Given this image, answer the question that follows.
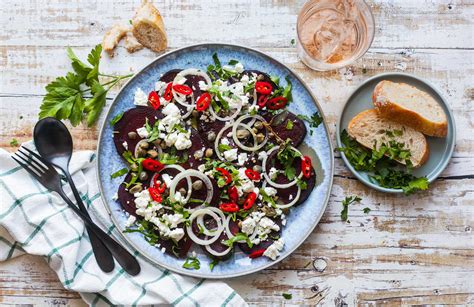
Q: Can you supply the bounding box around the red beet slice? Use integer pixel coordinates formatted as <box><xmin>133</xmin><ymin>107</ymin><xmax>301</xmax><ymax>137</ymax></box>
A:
<box><xmin>113</xmin><ymin>107</ymin><xmax>163</xmax><ymax>157</ymax></box>
<box><xmin>117</xmin><ymin>170</ymin><xmax>153</xmax><ymax>217</ymax></box>
<box><xmin>268</xmin><ymin>111</ymin><xmax>307</xmax><ymax>147</ymax></box>
<box><xmin>157</xmin><ymin>232</ymin><xmax>193</xmax><ymax>258</ymax></box>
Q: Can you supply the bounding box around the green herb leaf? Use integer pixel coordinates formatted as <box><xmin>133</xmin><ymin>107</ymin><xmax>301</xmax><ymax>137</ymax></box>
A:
<box><xmin>363</xmin><ymin>207</ymin><xmax>371</xmax><ymax>214</ymax></box>
<box><xmin>10</xmin><ymin>138</ymin><xmax>19</xmax><ymax>147</ymax></box>
<box><xmin>222</xmin><ymin>233</ymin><xmax>253</xmax><ymax>248</ymax></box>
<box><xmin>209</xmin><ymin>259</ymin><xmax>219</xmax><ymax>271</ymax></box>
<box><xmin>282</xmin><ymin>293</ymin><xmax>292</xmax><ymax>300</ymax></box>
<box><xmin>285</xmin><ymin>120</ymin><xmax>294</xmax><ymax>130</ymax></box>
<box><xmin>111</xmin><ymin>168</ymin><xmax>128</xmax><ymax>179</ymax></box>
<box><xmin>297</xmin><ymin>112</ymin><xmax>323</xmax><ymax>135</ymax></box>
<box><xmin>218</xmin><ymin>144</ymin><xmax>233</xmax><ymax>152</ymax></box>
<box><xmin>110</xmin><ymin>112</ymin><xmax>124</xmax><ymax>127</ymax></box>
<box><xmin>341</xmin><ymin>195</ymin><xmax>362</xmax><ymax>222</ymax></box>
<box><xmin>182</xmin><ymin>256</ymin><xmax>200</xmax><ymax>270</ymax></box>
<box><xmin>123</xmin><ymin>220</ymin><xmax>159</xmax><ymax>245</ymax></box>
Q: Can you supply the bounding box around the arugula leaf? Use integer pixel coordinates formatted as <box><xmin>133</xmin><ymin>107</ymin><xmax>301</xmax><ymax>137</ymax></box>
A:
<box><xmin>110</xmin><ymin>112</ymin><xmax>124</xmax><ymax>127</ymax></box>
<box><xmin>111</xmin><ymin>168</ymin><xmax>128</xmax><ymax>179</ymax></box>
<box><xmin>182</xmin><ymin>256</ymin><xmax>200</xmax><ymax>270</ymax></box>
<box><xmin>223</xmin><ymin>233</ymin><xmax>253</xmax><ymax>248</ymax></box>
<box><xmin>282</xmin><ymin>293</ymin><xmax>292</xmax><ymax>300</ymax></box>
<box><xmin>341</xmin><ymin>195</ymin><xmax>362</xmax><ymax>222</ymax></box>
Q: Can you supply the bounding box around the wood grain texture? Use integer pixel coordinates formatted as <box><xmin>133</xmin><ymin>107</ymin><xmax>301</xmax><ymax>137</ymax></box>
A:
<box><xmin>0</xmin><ymin>0</ymin><xmax>473</xmax><ymax>305</ymax></box>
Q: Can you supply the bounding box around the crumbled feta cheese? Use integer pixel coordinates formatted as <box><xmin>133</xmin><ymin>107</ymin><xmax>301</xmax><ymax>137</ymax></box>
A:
<box><xmin>197</xmin><ymin>164</ymin><xmax>206</xmax><ymax>173</ymax></box>
<box><xmin>223</xmin><ymin>148</ymin><xmax>238</xmax><ymax>161</ymax></box>
<box><xmin>235</xmin><ymin>62</ymin><xmax>244</xmax><ymax>73</ymax></box>
<box><xmin>174</xmin><ymin>75</ymin><xmax>187</xmax><ymax>85</ymax></box>
<box><xmin>161</xmin><ymin>247</ymin><xmax>166</xmax><ymax>253</ymax></box>
<box><xmin>269</xmin><ymin>167</ymin><xmax>278</xmax><ymax>180</ymax></box>
<box><xmin>112</xmin><ymin>193</ymin><xmax>118</xmax><ymax>201</ymax></box>
<box><xmin>155</xmin><ymin>81</ymin><xmax>167</xmax><ymax>93</ymax></box>
<box><xmin>237</xmin><ymin>152</ymin><xmax>248</xmax><ymax>166</ymax></box>
<box><xmin>239</xmin><ymin>95</ymin><xmax>249</xmax><ymax>106</ymax></box>
<box><xmin>241</xmin><ymin>218</ymin><xmax>256</xmax><ymax>235</ymax></box>
<box><xmin>136</xmin><ymin>126</ymin><xmax>149</xmax><ymax>138</ymax></box>
<box><xmin>134</xmin><ymin>88</ymin><xmax>148</xmax><ymax>106</ymax></box>
<box><xmin>164</xmin><ymin>131</ymin><xmax>179</xmax><ymax>147</ymax></box>
<box><xmin>263</xmin><ymin>187</ymin><xmax>277</xmax><ymax>197</ymax></box>
<box><xmin>221</xmin><ymin>138</ymin><xmax>230</xmax><ymax>146</ymax></box>
<box><xmin>162</xmin><ymin>213</ymin><xmax>183</xmax><ymax>228</ymax></box>
<box><xmin>241</xmin><ymin>180</ymin><xmax>255</xmax><ymax>193</ymax></box>
<box><xmin>240</xmin><ymin>74</ymin><xmax>249</xmax><ymax>85</ymax></box>
<box><xmin>169</xmin><ymin>228</ymin><xmax>185</xmax><ymax>242</ymax></box>
<box><xmin>289</xmin><ymin>194</ymin><xmax>293</xmax><ymax>201</ymax></box>
<box><xmin>198</xmin><ymin>80</ymin><xmax>209</xmax><ymax>91</ymax></box>
<box><xmin>125</xmin><ymin>215</ymin><xmax>136</xmax><ymax>227</ymax></box>
<box><xmin>263</xmin><ymin>238</ymin><xmax>284</xmax><ymax>260</ymax></box>
<box><xmin>162</xmin><ymin>103</ymin><xmax>181</xmax><ymax>116</ymax></box>
<box><xmin>122</xmin><ymin>141</ymin><xmax>128</xmax><ymax>150</ymax></box>
<box><xmin>161</xmin><ymin>173</ymin><xmax>173</xmax><ymax>186</ymax></box>
<box><xmin>174</xmin><ymin>192</ymin><xmax>187</xmax><ymax>205</ymax></box>
<box><xmin>175</xmin><ymin>132</ymin><xmax>192</xmax><ymax>150</ymax></box>
<box><xmin>159</xmin><ymin>114</ymin><xmax>181</xmax><ymax>133</ymax></box>
<box><xmin>248</xmin><ymin>105</ymin><xmax>258</xmax><ymax>114</ymax></box>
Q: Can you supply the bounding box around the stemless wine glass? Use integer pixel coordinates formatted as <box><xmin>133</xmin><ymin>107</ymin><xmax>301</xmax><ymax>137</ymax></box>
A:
<box><xmin>296</xmin><ymin>0</ymin><xmax>375</xmax><ymax>71</ymax></box>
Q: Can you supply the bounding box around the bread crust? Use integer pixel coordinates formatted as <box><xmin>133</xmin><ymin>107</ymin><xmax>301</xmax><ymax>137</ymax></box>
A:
<box><xmin>347</xmin><ymin>109</ymin><xmax>429</xmax><ymax>168</ymax></box>
<box><xmin>373</xmin><ymin>80</ymin><xmax>448</xmax><ymax>137</ymax></box>
<box><xmin>132</xmin><ymin>0</ymin><xmax>167</xmax><ymax>52</ymax></box>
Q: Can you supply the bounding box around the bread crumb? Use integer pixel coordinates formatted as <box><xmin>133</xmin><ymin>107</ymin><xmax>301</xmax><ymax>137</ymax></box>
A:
<box><xmin>102</xmin><ymin>24</ymin><xmax>130</xmax><ymax>57</ymax></box>
<box><xmin>124</xmin><ymin>31</ymin><xmax>144</xmax><ymax>53</ymax></box>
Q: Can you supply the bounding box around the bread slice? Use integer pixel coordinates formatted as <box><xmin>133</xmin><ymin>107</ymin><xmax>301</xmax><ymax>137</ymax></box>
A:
<box><xmin>348</xmin><ymin>109</ymin><xmax>429</xmax><ymax>167</ymax></box>
<box><xmin>372</xmin><ymin>80</ymin><xmax>447</xmax><ymax>137</ymax></box>
<box><xmin>124</xmin><ymin>31</ymin><xmax>144</xmax><ymax>53</ymax></box>
<box><xmin>102</xmin><ymin>24</ymin><xmax>130</xmax><ymax>57</ymax></box>
<box><xmin>132</xmin><ymin>0</ymin><xmax>167</xmax><ymax>53</ymax></box>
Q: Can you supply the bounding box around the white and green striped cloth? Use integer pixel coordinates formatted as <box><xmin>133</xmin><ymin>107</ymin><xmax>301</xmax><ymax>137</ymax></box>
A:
<box><xmin>0</xmin><ymin>144</ymin><xmax>246</xmax><ymax>306</ymax></box>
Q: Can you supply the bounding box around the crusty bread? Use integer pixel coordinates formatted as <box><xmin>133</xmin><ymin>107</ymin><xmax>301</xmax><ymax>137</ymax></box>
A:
<box><xmin>348</xmin><ymin>109</ymin><xmax>429</xmax><ymax>167</ymax></box>
<box><xmin>132</xmin><ymin>0</ymin><xmax>167</xmax><ymax>53</ymax></box>
<box><xmin>373</xmin><ymin>80</ymin><xmax>447</xmax><ymax>137</ymax></box>
<box><xmin>102</xmin><ymin>24</ymin><xmax>130</xmax><ymax>57</ymax></box>
<box><xmin>124</xmin><ymin>31</ymin><xmax>144</xmax><ymax>53</ymax></box>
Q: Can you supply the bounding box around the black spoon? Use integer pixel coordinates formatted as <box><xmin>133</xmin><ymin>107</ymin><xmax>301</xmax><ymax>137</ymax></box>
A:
<box><xmin>33</xmin><ymin>117</ymin><xmax>140</xmax><ymax>275</ymax></box>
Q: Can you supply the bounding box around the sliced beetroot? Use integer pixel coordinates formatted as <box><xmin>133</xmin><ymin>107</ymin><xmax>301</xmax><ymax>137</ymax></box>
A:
<box><xmin>160</xmin><ymin>69</ymin><xmax>182</xmax><ymax>83</ymax></box>
<box><xmin>157</xmin><ymin>231</ymin><xmax>193</xmax><ymax>258</ymax></box>
<box><xmin>113</xmin><ymin>107</ymin><xmax>163</xmax><ymax>157</ymax></box>
<box><xmin>243</xmin><ymin>70</ymin><xmax>277</xmax><ymax>89</ymax></box>
<box><xmin>268</xmin><ymin>111</ymin><xmax>307</xmax><ymax>147</ymax></box>
<box><xmin>237</xmin><ymin>219</ymin><xmax>282</xmax><ymax>255</ymax></box>
<box><xmin>196</xmin><ymin>115</ymin><xmax>226</xmax><ymax>143</ymax></box>
<box><xmin>187</xmin><ymin>128</ymin><xmax>207</xmax><ymax>169</ymax></box>
<box><xmin>274</xmin><ymin>167</ymin><xmax>316</xmax><ymax>206</ymax></box>
<box><xmin>195</xmin><ymin>218</ymin><xmax>235</xmax><ymax>260</ymax></box>
<box><xmin>117</xmin><ymin>170</ymin><xmax>153</xmax><ymax>217</ymax></box>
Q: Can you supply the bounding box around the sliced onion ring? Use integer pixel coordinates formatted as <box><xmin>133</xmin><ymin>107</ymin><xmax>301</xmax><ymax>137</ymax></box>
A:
<box><xmin>209</xmin><ymin>97</ymin><xmax>243</xmax><ymax>121</ymax></box>
<box><xmin>262</xmin><ymin>181</ymin><xmax>301</xmax><ymax>209</ymax></box>
<box><xmin>232</xmin><ymin>114</ymin><xmax>268</xmax><ymax>151</ymax></box>
<box><xmin>172</xmin><ymin>68</ymin><xmax>211</xmax><ymax>106</ymax></box>
<box><xmin>262</xmin><ymin>145</ymin><xmax>303</xmax><ymax>189</ymax></box>
<box><xmin>186</xmin><ymin>208</ymin><xmax>223</xmax><ymax>245</ymax></box>
<box><xmin>214</xmin><ymin>123</ymin><xmax>256</xmax><ymax>161</ymax></box>
<box><xmin>150</xmin><ymin>165</ymin><xmax>188</xmax><ymax>188</ymax></box>
<box><xmin>197</xmin><ymin>207</ymin><xmax>226</xmax><ymax>236</ymax></box>
<box><xmin>224</xmin><ymin>215</ymin><xmax>258</xmax><ymax>243</ymax></box>
<box><xmin>169</xmin><ymin>169</ymin><xmax>214</xmax><ymax>205</ymax></box>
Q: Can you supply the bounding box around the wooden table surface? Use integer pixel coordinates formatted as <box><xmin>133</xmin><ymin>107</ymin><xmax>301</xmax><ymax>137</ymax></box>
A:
<box><xmin>1</xmin><ymin>0</ymin><xmax>473</xmax><ymax>305</ymax></box>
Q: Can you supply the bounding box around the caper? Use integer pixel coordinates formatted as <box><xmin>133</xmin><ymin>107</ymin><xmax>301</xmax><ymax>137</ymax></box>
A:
<box><xmin>147</xmin><ymin>149</ymin><xmax>158</xmax><ymax>158</ymax></box>
<box><xmin>129</xmin><ymin>184</ymin><xmax>143</xmax><ymax>194</ymax></box>
<box><xmin>256</xmin><ymin>133</ymin><xmax>265</xmax><ymax>143</ymax></box>
<box><xmin>262</xmin><ymin>205</ymin><xmax>277</xmax><ymax>217</ymax></box>
<box><xmin>130</xmin><ymin>163</ymin><xmax>138</xmax><ymax>171</ymax></box>
<box><xmin>139</xmin><ymin>171</ymin><xmax>148</xmax><ymax>181</ymax></box>
<box><xmin>194</xmin><ymin>150</ymin><xmax>204</xmax><ymax>160</ymax></box>
<box><xmin>205</xmin><ymin>148</ymin><xmax>213</xmax><ymax>158</ymax></box>
<box><xmin>160</xmin><ymin>142</ymin><xmax>167</xmax><ymax>149</ymax></box>
<box><xmin>257</xmin><ymin>74</ymin><xmax>265</xmax><ymax>81</ymax></box>
<box><xmin>139</xmin><ymin>142</ymin><xmax>149</xmax><ymax>149</ymax></box>
<box><xmin>128</xmin><ymin>131</ymin><xmax>138</xmax><ymax>139</ymax></box>
<box><xmin>152</xmin><ymin>139</ymin><xmax>162</xmax><ymax>147</ymax></box>
<box><xmin>252</xmin><ymin>128</ymin><xmax>259</xmax><ymax>134</ymax></box>
<box><xmin>207</xmin><ymin>131</ymin><xmax>216</xmax><ymax>142</ymax></box>
<box><xmin>254</xmin><ymin>121</ymin><xmax>263</xmax><ymax>130</ymax></box>
<box><xmin>192</xmin><ymin>110</ymin><xmax>199</xmax><ymax>117</ymax></box>
<box><xmin>135</xmin><ymin>148</ymin><xmax>146</xmax><ymax>158</ymax></box>
<box><xmin>253</xmin><ymin>165</ymin><xmax>262</xmax><ymax>172</ymax></box>
<box><xmin>178</xmin><ymin>187</ymin><xmax>187</xmax><ymax>195</ymax></box>
<box><xmin>236</xmin><ymin>129</ymin><xmax>250</xmax><ymax>139</ymax></box>
<box><xmin>192</xmin><ymin>180</ymin><xmax>203</xmax><ymax>191</ymax></box>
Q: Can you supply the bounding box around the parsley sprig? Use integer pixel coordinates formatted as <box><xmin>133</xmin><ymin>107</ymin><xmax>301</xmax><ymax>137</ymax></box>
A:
<box><xmin>340</xmin><ymin>195</ymin><xmax>362</xmax><ymax>222</ymax></box>
<box><xmin>39</xmin><ymin>45</ymin><xmax>133</xmax><ymax>127</ymax></box>
<box><xmin>297</xmin><ymin>112</ymin><xmax>323</xmax><ymax>135</ymax></box>
<box><xmin>182</xmin><ymin>256</ymin><xmax>201</xmax><ymax>270</ymax></box>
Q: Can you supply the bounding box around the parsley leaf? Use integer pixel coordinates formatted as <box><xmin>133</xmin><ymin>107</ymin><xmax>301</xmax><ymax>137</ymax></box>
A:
<box><xmin>110</xmin><ymin>112</ymin><xmax>124</xmax><ymax>126</ymax></box>
<box><xmin>297</xmin><ymin>112</ymin><xmax>323</xmax><ymax>135</ymax></box>
<box><xmin>39</xmin><ymin>45</ymin><xmax>133</xmax><ymax>127</ymax></box>
<box><xmin>123</xmin><ymin>220</ymin><xmax>159</xmax><ymax>245</ymax></box>
<box><xmin>341</xmin><ymin>195</ymin><xmax>362</xmax><ymax>222</ymax></box>
<box><xmin>182</xmin><ymin>257</ymin><xmax>200</xmax><ymax>270</ymax></box>
<box><xmin>282</xmin><ymin>293</ymin><xmax>292</xmax><ymax>300</ymax></box>
<box><xmin>218</xmin><ymin>144</ymin><xmax>233</xmax><ymax>152</ymax></box>
<box><xmin>285</xmin><ymin>120</ymin><xmax>294</xmax><ymax>130</ymax></box>
<box><xmin>10</xmin><ymin>138</ymin><xmax>19</xmax><ymax>147</ymax></box>
<box><xmin>276</xmin><ymin>139</ymin><xmax>301</xmax><ymax>181</ymax></box>
<box><xmin>209</xmin><ymin>259</ymin><xmax>219</xmax><ymax>271</ymax></box>
<box><xmin>222</xmin><ymin>233</ymin><xmax>253</xmax><ymax>248</ymax></box>
<box><xmin>363</xmin><ymin>207</ymin><xmax>371</xmax><ymax>214</ymax></box>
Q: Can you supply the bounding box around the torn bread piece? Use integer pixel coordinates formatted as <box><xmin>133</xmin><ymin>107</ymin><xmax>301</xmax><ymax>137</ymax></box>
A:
<box><xmin>102</xmin><ymin>24</ymin><xmax>130</xmax><ymax>57</ymax></box>
<box><xmin>132</xmin><ymin>0</ymin><xmax>167</xmax><ymax>52</ymax></box>
<box><xmin>124</xmin><ymin>31</ymin><xmax>144</xmax><ymax>53</ymax></box>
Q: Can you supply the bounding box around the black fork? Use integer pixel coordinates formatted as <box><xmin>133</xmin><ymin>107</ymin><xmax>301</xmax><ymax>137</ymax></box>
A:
<box><xmin>12</xmin><ymin>147</ymin><xmax>141</xmax><ymax>276</ymax></box>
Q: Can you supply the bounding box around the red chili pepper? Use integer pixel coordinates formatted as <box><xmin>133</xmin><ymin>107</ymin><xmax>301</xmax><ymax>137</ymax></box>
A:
<box><xmin>216</xmin><ymin>167</ymin><xmax>232</xmax><ymax>185</ymax></box>
<box><xmin>301</xmin><ymin>156</ymin><xmax>312</xmax><ymax>178</ymax></box>
<box><xmin>196</xmin><ymin>93</ymin><xmax>211</xmax><ymax>111</ymax></box>
<box><xmin>255</xmin><ymin>81</ymin><xmax>273</xmax><ymax>95</ymax></box>
<box><xmin>228</xmin><ymin>186</ymin><xmax>239</xmax><ymax>202</ymax></box>
<box><xmin>142</xmin><ymin>158</ymin><xmax>164</xmax><ymax>172</ymax></box>
<box><xmin>172</xmin><ymin>84</ymin><xmax>193</xmax><ymax>95</ymax></box>
<box><xmin>267</xmin><ymin>96</ymin><xmax>288</xmax><ymax>110</ymax></box>
<box><xmin>148</xmin><ymin>91</ymin><xmax>160</xmax><ymax>110</ymax></box>
<box><xmin>148</xmin><ymin>187</ymin><xmax>163</xmax><ymax>203</ymax></box>
<box><xmin>243</xmin><ymin>192</ymin><xmax>257</xmax><ymax>210</ymax></box>
<box><xmin>257</xmin><ymin>95</ymin><xmax>269</xmax><ymax>108</ymax></box>
<box><xmin>163</xmin><ymin>83</ymin><xmax>173</xmax><ymax>101</ymax></box>
<box><xmin>245</xmin><ymin>169</ymin><xmax>261</xmax><ymax>181</ymax></box>
<box><xmin>219</xmin><ymin>202</ymin><xmax>239</xmax><ymax>213</ymax></box>
<box><xmin>249</xmin><ymin>249</ymin><xmax>266</xmax><ymax>259</ymax></box>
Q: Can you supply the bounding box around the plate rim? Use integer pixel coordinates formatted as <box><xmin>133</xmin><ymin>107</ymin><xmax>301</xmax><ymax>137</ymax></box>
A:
<box><xmin>336</xmin><ymin>72</ymin><xmax>456</xmax><ymax>193</ymax></box>
<box><xmin>96</xmin><ymin>43</ymin><xmax>335</xmax><ymax>278</ymax></box>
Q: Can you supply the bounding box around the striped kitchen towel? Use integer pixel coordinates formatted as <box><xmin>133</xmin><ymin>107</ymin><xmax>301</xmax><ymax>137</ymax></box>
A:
<box><xmin>0</xmin><ymin>144</ymin><xmax>246</xmax><ymax>306</ymax></box>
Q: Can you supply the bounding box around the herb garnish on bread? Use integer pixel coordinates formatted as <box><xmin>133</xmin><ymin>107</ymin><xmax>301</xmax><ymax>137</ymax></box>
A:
<box><xmin>373</xmin><ymin>80</ymin><xmax>447</xmax><ymax>137</ymax></box>
<box><xmin>348</xmin><ymin>109</ymin><xmax>429</xmax><ymax>168</ymax></box>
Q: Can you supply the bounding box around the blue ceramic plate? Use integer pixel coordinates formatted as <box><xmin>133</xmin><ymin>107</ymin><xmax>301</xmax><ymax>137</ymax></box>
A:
<box><xmin>97</xmin><ymin>44</ymin><xmax>334</xmax><ymax>278</ymax></box>
<box><xmin>336</xmin><ymin>72</ymin><xmax>456</xmax><ymax>193</ymax></box>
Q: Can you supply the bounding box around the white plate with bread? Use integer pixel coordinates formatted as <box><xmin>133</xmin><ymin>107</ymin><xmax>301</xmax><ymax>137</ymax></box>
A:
<box><xmin>336</xmin><ymin>73</ymin><xmax>455</xmax><ymax>194</ymax></box>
